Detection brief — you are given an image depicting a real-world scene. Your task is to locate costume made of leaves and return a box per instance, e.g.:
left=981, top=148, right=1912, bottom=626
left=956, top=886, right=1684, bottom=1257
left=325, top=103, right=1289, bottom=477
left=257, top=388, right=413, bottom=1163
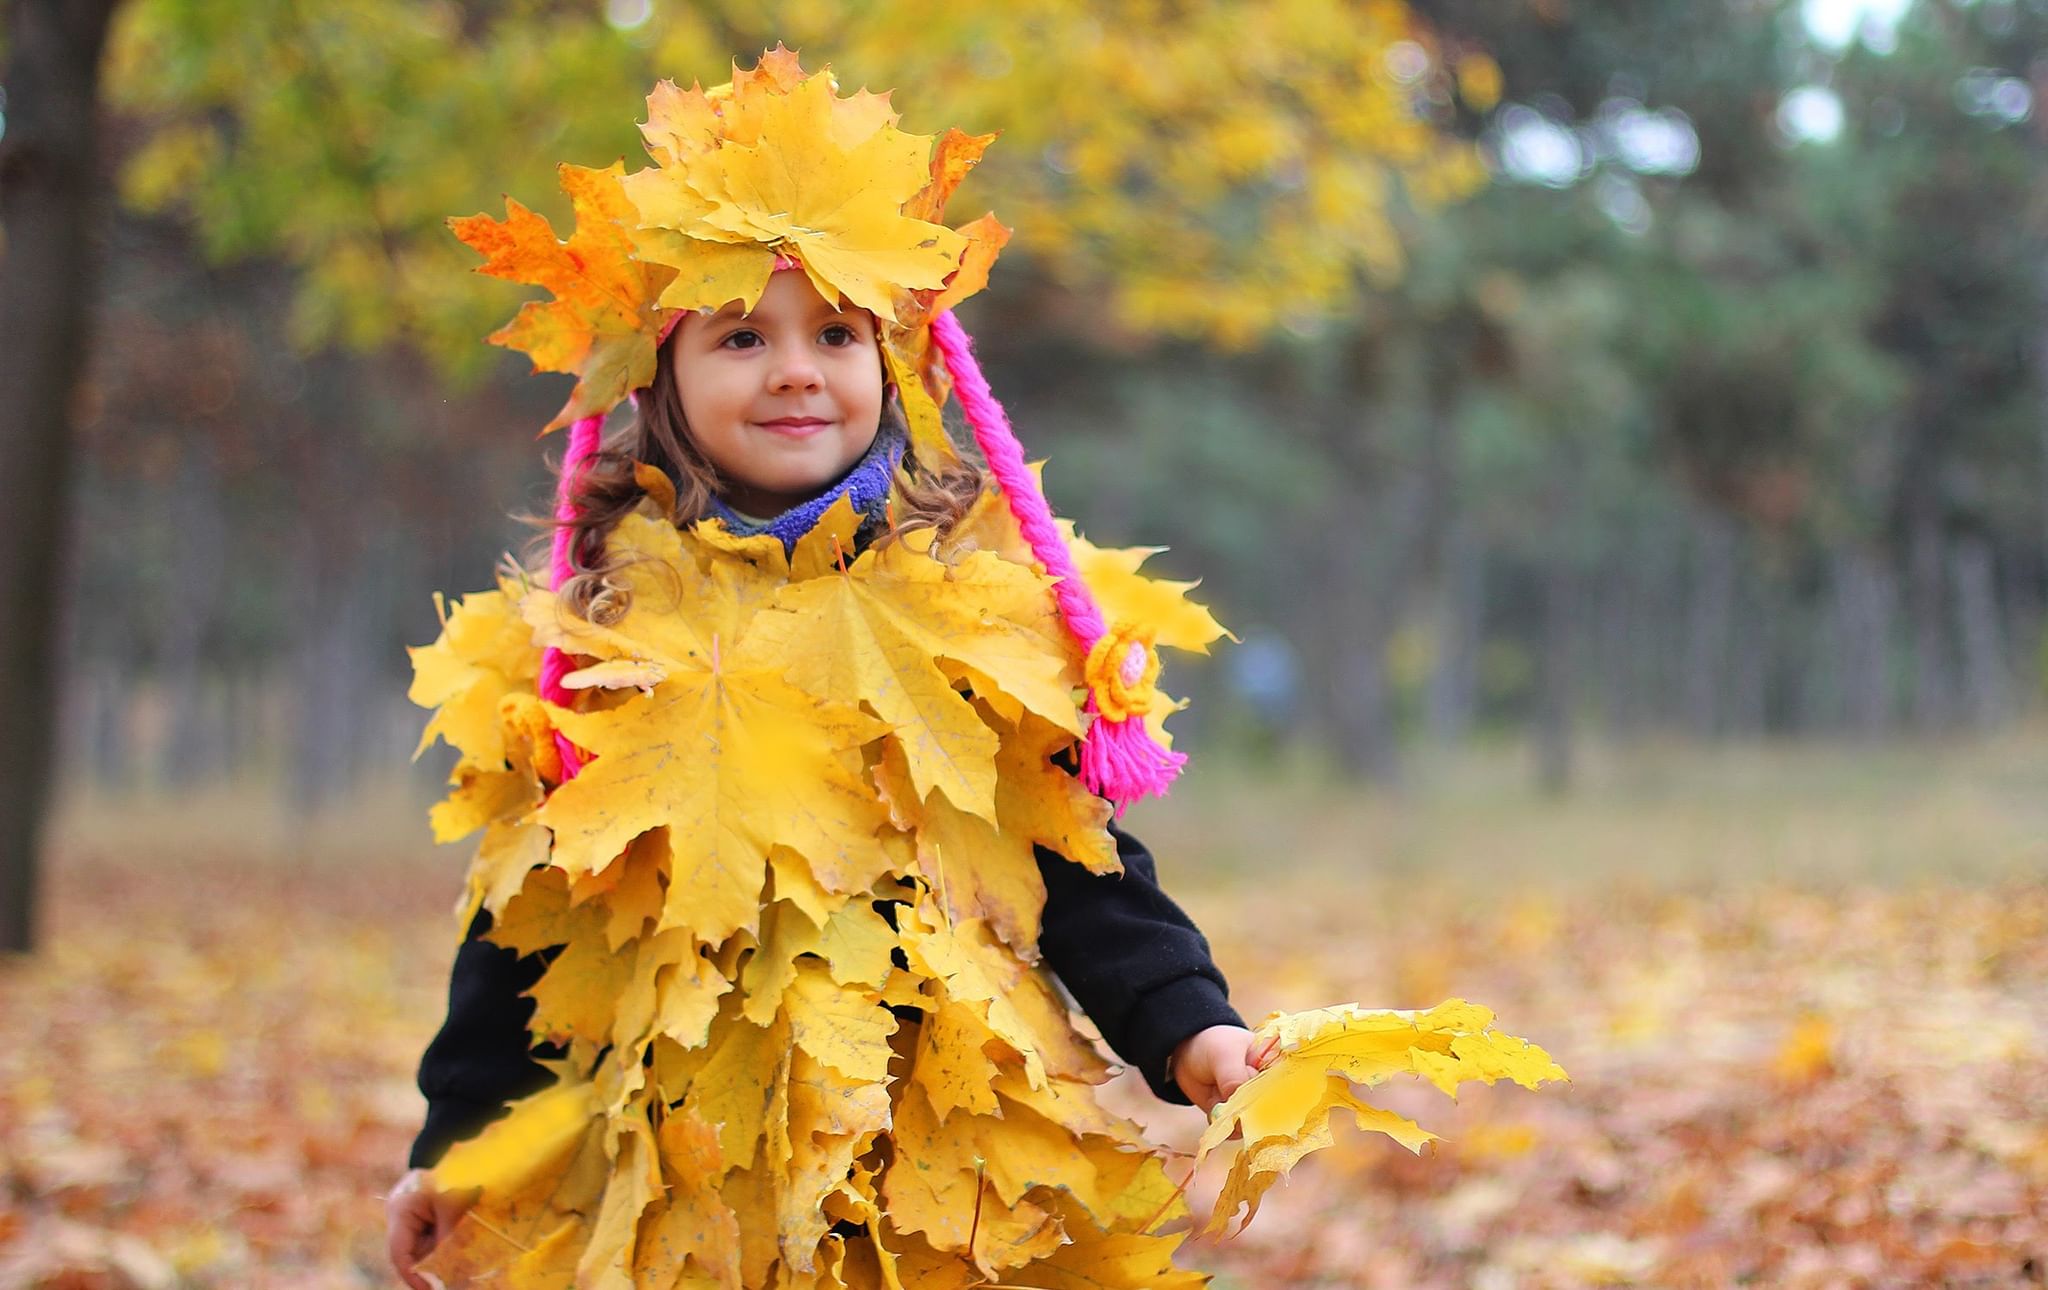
left=408, top=485, right=1229, bottom=1288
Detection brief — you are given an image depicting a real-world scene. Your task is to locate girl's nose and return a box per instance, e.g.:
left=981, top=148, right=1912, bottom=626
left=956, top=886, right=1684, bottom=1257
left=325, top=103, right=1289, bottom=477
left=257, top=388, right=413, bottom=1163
left=768, top=350, right=824, bottom=393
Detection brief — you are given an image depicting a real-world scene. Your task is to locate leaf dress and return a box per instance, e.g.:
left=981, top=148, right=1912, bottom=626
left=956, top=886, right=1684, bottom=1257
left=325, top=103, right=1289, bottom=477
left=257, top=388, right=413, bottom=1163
left=409, top=486, right=1232, bottom=1288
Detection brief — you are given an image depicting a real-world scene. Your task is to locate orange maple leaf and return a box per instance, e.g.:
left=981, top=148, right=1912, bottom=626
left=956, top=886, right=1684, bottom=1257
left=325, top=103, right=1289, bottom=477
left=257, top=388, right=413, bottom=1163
left=449, top=161, right=677, bottom=431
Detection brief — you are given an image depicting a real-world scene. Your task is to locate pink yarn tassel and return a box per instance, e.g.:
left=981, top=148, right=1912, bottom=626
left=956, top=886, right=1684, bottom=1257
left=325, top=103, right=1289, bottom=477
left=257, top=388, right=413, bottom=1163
left=539, top=411, right=606, bottom=781
left=927, top=311, right=1186, bottom=811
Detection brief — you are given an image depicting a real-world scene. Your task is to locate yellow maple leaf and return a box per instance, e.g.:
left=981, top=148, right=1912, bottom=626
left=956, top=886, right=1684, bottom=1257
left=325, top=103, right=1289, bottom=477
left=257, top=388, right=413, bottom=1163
left=611, top=926, right=733, bottom=1055
left=636, top=1108, right=743, bottom=1288
left=884, top=1078, right=1188, bottom=1280
left=687, top=1010, right=791, bottom=1172
left=1063, top=523, right=1234, bottom=657
left=625, top=47, right=984, bottom=326
left=526, top=913, right=636, bottom=1049
left=978, top=1092, right=1103, bottom=1213
left=737, top=540, right=1068, bottom=824
left=1082, top=1140, right=1190, bottom=1233
left=408, top=580, right=538, bottom=770
left=932, top=476, right=1043, bottom=570
left=578, top=1112, right=663, bottom=1284
left=994, top=712, right=1120, bottom=875
left=878, top=704, right=1116, bottom=959
left=878, top=1085, right=983, bottom=1254
left=638, top=77, right=724, bottom=169
left=634, top=228, right=781, bottom=317
left=421, top=1077, right=610, bottom=1284
left=908, top=996, right=1008, bottom=1122
left=432, top=1076, right=601, bottom=1199
left=449, top=161, right=677, bottom=431
left=536, top=663, right=888, bottom=945
left=1196, top=999, right=1567, bottom=1236
left=781, top=1045, right=893, bottom=1268
left=738, top=896, right=896, bottom=1027
left=427, top=758, right=537, bottom=845
left=930, top=211, right=1012, bottom=316
left=770, top=843, right=868, bottom=925
left=903, top=127, right=993, bottom=227
left=523, top=511, right=783, bottom=684
left=899, top=910, right=1050, bottom=1083
left=596, top=829, right=669, bottom=951
left=1003, top=1221, right=1208, bottom=1290
left=784, top=959, right=897, bottom=1084
left=722, top=1157, right=783, bottom=1286
left=685, top=73, right=965, bottom=320
left=906, top=789, right=1043, bottom=956
left=453, top=812, right=550, bottom=931
left=880, top=335, right=957, bottom=468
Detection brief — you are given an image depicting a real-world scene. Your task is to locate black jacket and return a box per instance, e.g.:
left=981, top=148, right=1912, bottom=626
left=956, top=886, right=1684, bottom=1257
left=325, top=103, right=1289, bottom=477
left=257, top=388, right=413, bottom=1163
left=410, top=821, right=1241, bottom=1167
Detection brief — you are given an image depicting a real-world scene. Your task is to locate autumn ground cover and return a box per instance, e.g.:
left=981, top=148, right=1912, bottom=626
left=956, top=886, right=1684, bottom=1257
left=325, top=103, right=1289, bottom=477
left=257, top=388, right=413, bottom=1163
left=4, top=732, right=2047, bottom=1288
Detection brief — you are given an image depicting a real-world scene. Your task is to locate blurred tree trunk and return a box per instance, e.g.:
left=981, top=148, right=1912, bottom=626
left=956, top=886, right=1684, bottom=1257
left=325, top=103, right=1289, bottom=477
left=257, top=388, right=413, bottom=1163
left=1904, top=501, right=1955, bottom=729
left=1425, top=519, right=1482, bottom=742
left=2037, top=260, right=2048, bottom=634
left=1612, top=520, right=1684, bottom=734
left=284, top=360, right=368, bottom=813
left=85, top=665, right=132, bottom=789
left=1832, top=548, right=1898, bottom=735
left=0, top=0, right=123, bottom=955
left=1727, top=571, right=1773, bottom=734
left=1317, top=339, right=1456, bottom=783
left=1319, top=479, right=1406, bottom=784
left=1950, top=534, right=2007, bottom=727
left=1591, top=552, right=1634, bottom=735
left=1532, top=559, right=1575, bottom=796
left=1681, top=510, right=1737, bottom=737
left=161, top=445, right=228, bottom=786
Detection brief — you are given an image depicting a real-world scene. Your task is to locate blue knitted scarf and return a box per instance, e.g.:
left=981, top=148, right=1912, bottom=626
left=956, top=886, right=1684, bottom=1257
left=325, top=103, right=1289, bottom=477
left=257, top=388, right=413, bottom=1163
left=705, top=422, right=905, bottom=554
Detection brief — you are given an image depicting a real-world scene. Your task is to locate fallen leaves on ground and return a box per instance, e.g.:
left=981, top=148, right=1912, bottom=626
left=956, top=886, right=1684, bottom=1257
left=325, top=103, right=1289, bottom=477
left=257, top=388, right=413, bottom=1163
left=5, top=810, right=2048, bottom=1286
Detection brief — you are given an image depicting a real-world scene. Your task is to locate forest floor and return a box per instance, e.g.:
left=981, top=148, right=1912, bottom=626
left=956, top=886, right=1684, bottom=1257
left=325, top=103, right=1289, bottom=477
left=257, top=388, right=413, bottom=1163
left=5, top=730, right=2048, bottom=1288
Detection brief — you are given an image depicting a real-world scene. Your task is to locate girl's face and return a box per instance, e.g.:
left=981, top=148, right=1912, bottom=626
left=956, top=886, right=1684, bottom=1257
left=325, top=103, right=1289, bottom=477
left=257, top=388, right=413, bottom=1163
left=670, top=270, right=885, bottom=517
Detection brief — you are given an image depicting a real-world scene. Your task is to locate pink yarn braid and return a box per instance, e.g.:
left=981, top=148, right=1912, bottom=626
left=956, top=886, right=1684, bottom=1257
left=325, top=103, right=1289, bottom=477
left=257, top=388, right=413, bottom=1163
left=927, top=310, right=1186, bottom=811
left=538, top=411, right=606, bottom=781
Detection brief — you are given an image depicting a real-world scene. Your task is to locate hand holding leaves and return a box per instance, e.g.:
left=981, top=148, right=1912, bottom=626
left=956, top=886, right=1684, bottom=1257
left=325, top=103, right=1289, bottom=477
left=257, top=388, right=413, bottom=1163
left=1196, top=1000, right=1566, bottom=1237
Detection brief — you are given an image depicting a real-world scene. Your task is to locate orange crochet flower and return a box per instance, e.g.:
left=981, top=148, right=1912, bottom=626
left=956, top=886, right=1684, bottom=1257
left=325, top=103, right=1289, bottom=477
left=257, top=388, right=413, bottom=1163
left=1084, top=622, right=1163, bottom=724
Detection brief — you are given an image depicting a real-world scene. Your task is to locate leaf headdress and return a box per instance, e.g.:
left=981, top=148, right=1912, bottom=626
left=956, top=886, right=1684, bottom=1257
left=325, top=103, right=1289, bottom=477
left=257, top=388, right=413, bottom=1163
left=451, top=46, right=1188, bottom=809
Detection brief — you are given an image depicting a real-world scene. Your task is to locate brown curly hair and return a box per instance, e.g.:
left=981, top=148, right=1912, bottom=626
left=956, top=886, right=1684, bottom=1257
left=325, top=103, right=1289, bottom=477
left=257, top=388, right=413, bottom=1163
left=542, top=332, right=986, bottom=624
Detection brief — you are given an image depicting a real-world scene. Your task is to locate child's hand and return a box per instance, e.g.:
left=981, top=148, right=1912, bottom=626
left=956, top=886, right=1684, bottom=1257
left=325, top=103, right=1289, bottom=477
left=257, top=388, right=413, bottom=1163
left=1170, top=1024, right=1278, bottom=1113
left=385, top=1167, right=473, bottom=1289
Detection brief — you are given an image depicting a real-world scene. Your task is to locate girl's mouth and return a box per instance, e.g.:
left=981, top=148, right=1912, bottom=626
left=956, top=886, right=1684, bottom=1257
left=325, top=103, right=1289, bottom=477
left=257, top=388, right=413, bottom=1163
left=756, top=416, right=832, bottom=438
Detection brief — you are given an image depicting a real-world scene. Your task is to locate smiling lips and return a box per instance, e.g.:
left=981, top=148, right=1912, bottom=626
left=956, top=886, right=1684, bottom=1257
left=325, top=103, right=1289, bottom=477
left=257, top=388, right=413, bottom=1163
left=756, top=416, right=832, bottom=438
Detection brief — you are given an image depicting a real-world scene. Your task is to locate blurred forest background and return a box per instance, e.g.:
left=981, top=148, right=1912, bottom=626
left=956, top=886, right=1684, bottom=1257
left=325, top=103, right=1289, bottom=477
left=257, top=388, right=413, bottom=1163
left=22, top=0, right=2048, bottom=814
left=9, top=0, right=2048, bottom=1285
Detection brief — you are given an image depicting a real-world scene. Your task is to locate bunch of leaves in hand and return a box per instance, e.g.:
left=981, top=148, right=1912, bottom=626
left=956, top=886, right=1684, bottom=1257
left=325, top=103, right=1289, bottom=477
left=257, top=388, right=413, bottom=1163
left=1196, top=999, right=1567, bottom=1237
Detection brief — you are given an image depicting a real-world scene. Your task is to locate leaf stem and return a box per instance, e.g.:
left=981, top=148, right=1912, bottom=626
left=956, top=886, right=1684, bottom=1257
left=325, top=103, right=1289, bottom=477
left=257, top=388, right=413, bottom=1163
left=1139, top=1162, right=1199, bottom=1237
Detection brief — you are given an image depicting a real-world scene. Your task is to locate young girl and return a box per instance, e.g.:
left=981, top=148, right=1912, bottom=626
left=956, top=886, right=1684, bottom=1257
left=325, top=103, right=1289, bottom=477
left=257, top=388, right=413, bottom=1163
left=387, top=49, right=1266, bottom=1288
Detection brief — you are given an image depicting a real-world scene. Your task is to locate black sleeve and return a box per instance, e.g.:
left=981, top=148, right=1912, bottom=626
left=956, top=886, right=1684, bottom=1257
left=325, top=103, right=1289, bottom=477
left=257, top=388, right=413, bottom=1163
left=408, top=906, right=560, bottom=1169
left=1034, top=821, right=1245, bottom=1105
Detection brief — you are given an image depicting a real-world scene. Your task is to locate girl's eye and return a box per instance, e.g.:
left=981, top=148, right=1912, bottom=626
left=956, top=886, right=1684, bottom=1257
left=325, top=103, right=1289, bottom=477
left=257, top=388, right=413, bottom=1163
left=820, top=323, right=860, bottom=347
left=719, top=329, right=763, bottom=350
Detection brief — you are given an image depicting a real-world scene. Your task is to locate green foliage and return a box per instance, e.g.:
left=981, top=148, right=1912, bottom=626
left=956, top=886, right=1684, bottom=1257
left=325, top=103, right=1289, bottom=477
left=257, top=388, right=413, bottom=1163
left=106, top=0, right=1485, bottom=367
